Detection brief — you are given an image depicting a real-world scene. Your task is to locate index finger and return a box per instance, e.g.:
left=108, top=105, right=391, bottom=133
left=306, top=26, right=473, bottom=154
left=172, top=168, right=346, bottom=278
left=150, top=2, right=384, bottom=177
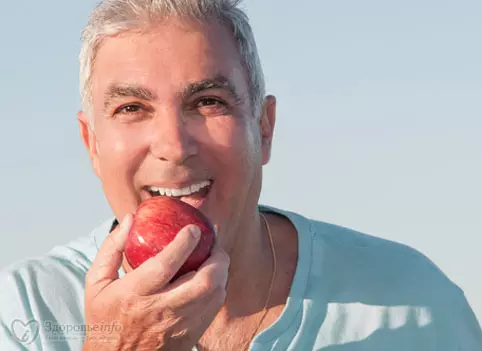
left=120, top=224, right=202, bottom=295
left=86, top=214, right=133, bottom=298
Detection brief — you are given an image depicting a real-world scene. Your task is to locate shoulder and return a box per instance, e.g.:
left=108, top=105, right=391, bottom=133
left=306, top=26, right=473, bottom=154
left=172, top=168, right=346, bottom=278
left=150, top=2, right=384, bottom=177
left=267, top=204, right=453, bottom=295
left=0, top=219, right=110, bottom=305
left=0, top=233, right=96, bottom=317
left=0, top=235, right=93, bottom=292
left=309, top=218, right=461, bottom=300
left=307, top=218, right=482, bottom=341
left=263, top=205, right=456, bottom=297
left=280, top=213, right=482, bottom=346
left=0, top=220, right=111, bottom=349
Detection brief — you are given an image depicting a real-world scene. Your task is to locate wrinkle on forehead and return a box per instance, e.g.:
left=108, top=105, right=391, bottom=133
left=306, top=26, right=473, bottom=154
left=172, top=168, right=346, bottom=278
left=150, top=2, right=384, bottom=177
left=91, top=19, right=252, bottom=117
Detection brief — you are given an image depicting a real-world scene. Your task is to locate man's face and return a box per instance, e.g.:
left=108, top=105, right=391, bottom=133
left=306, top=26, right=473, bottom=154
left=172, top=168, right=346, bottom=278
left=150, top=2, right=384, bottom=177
left=78, top=18, right=275, bottom=243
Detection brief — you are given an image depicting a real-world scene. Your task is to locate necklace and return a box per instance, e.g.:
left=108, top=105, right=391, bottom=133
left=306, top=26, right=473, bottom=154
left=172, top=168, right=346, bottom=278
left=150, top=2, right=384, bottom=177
left=194, top=212, right=277, bottom=351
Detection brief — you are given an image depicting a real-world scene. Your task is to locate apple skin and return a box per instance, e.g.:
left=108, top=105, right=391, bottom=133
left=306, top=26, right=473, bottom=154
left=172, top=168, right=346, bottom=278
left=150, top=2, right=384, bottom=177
left=124, top=196, right=216, bottom=280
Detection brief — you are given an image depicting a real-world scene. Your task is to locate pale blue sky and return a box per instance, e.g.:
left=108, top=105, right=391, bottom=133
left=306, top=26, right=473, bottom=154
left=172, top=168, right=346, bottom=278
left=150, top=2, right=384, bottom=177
left=1, top=0, right=481, bottom=323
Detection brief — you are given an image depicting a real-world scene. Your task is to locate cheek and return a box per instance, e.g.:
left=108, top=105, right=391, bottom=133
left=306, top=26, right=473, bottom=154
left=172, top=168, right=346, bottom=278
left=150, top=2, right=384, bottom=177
left=97, top=128, right=148, bottom=176
left=201, top=119, right=260, bottom=166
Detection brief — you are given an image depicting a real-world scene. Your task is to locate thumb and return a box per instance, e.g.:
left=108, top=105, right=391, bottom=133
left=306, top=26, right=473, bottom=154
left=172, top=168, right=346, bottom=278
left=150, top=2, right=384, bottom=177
left=85, top=213, right=133, bottom=298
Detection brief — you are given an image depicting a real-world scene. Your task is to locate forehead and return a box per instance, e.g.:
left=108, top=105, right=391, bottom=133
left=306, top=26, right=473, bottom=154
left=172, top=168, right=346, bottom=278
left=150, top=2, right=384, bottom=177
left=91, top=18, right=248, bottom=105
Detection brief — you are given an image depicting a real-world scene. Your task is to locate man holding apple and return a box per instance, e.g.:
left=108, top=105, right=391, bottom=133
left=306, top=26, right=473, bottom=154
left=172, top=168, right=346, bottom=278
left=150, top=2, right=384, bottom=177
left=1, top=0, right=481, bottom=350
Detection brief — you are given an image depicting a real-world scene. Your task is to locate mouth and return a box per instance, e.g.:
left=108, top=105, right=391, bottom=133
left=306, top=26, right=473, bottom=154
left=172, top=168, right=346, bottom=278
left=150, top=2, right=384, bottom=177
left=144, top=180, right=213, bottom=208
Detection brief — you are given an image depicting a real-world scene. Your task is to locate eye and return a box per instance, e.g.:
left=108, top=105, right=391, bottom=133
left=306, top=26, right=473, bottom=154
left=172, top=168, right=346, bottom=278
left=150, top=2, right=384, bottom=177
left=197, top=98, right=222, bottom=107
left=195, top=97, right=228, bottom=115
left=111, top=103, right=152, bottom=123
left=115, top=104, right=143, bottom=114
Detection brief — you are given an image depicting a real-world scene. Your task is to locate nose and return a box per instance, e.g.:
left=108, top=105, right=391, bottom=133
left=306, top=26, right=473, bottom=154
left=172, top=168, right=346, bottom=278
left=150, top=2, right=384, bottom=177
left=149, top=111, right=199, bottom=165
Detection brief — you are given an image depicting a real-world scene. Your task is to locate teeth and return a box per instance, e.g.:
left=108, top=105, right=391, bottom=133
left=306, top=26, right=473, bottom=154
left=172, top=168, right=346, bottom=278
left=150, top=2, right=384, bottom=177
left=148, top=180, right=211, bottom=198
left=171, top=188, right=183, bottom=197
left=181, top=187, right=192, bottom=195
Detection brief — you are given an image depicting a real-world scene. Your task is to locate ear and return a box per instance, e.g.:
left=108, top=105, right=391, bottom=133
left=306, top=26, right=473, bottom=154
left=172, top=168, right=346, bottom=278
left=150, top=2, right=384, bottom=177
left=260, top=95, right=276, bottom=165
left=78, top=111, right=102, bottom=178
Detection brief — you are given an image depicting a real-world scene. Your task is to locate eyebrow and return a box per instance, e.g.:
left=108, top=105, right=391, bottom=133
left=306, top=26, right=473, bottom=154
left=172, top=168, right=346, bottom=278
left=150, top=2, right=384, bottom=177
left=181, top=74, right=241, bottom=102
left=104, top=84, right=158, bottom=110
left=103, top=74, right=241, bottom=110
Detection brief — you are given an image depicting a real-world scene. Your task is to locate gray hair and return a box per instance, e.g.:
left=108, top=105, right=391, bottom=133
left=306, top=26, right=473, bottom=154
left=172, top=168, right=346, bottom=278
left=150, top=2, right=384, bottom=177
left=79, top=0, right=266, bottom=123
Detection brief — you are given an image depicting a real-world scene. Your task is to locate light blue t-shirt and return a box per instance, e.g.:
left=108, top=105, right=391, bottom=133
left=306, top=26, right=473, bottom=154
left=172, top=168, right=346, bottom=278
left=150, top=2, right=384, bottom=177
left=0, top=205, right=481, bottom=350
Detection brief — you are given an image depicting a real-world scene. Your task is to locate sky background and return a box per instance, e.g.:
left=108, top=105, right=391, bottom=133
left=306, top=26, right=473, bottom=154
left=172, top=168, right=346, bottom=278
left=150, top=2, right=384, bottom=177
left=1, top=0, right=481, bottom=323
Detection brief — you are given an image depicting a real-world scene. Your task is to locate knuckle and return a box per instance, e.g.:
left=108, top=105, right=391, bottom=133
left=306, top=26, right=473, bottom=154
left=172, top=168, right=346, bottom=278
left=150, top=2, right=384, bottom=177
left=196, top=276, right=216, bottom=296
left=145, top=257, right=176, bottom=282
left=120, top=294, right=155, bottom=315
left=119, top=294, right=136, bottom=315
left=157, top=261, right=178, bottom=281
left=196, top=263, right=226, bottom=295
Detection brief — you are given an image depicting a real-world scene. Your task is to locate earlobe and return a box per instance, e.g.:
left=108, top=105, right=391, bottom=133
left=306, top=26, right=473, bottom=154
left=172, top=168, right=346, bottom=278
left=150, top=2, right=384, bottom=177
left=78, top=112, right=91, bottom=150
left=260, top=95, right=276, bottom=165
left=77, top=111, right=102, bottom=178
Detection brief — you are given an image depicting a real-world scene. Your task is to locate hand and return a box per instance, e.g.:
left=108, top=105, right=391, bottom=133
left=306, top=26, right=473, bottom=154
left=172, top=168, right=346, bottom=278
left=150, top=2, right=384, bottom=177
left=82, top=214, right=229, bottom=351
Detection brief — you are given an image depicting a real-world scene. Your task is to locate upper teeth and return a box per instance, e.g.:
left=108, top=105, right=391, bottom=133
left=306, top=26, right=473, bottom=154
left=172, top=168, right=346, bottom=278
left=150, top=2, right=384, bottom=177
left=148, top=180, right=211, bottom=197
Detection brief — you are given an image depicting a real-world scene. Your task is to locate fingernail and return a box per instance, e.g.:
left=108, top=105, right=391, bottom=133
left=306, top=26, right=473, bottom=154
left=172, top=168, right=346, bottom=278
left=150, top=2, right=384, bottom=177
left=190, top=226, right=201, bottom=239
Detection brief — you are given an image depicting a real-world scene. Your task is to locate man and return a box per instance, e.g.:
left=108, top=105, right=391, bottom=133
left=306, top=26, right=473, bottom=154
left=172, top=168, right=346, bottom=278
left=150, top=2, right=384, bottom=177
left=1, top=0, right=481, bottom=350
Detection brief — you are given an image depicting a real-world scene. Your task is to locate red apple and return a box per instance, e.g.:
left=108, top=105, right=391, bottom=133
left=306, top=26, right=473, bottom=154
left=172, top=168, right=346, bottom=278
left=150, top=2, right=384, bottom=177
left=124, top=196, right=215, bottom=280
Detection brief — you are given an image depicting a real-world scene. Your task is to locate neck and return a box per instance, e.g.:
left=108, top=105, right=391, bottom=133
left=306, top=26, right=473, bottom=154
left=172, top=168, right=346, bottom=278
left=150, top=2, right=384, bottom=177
left=227, top=209, right=266, bottom=276
left=217, top=208, right=275, bottom=321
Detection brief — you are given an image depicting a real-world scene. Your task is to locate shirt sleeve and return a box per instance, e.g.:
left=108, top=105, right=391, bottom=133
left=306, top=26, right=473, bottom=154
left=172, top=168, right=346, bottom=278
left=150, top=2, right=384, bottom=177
left=454, top=293, right=482, bottom=350
left=0, top=256, right=88, bottom=351
left=0, top=265, right=43, bottom=350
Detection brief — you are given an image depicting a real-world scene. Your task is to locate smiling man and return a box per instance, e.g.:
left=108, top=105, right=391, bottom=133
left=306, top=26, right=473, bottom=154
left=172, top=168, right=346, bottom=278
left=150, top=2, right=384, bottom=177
left=1, top=0, right=481, bottom=350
